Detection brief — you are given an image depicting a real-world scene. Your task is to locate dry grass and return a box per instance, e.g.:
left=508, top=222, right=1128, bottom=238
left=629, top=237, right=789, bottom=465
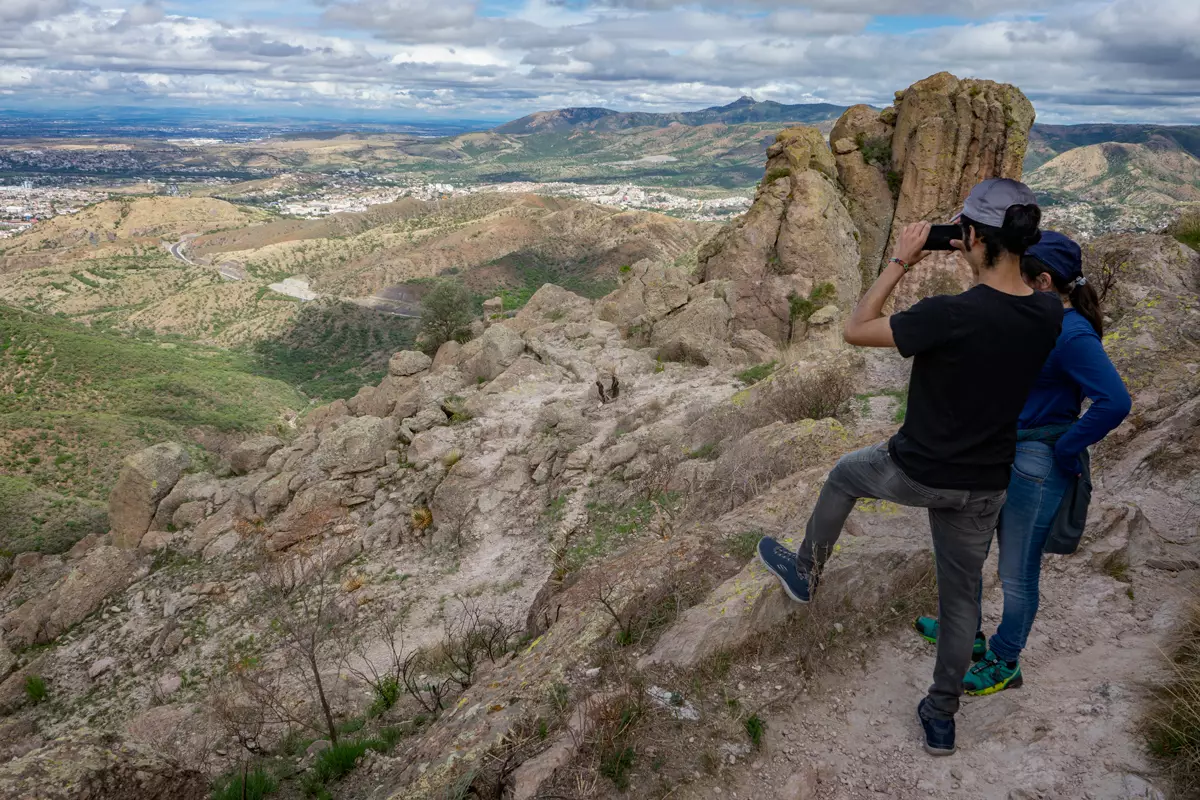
left=539, top=557, right=938, bottom=798
left=1144, top=602, right=1200, bottom=797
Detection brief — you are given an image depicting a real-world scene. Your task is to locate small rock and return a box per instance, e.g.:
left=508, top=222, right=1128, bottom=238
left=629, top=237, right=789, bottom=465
left=584, top=667, right=601, bottom=678
left=88, top=657, right=115, bottom=679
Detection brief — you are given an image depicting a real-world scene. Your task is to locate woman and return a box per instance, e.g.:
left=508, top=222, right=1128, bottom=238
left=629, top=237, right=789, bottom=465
left=914, top=230, right=1132, bottom=695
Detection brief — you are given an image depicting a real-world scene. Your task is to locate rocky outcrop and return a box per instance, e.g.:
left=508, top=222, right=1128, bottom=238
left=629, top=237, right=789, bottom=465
left=693, top=71, right=1037, bottom=341
left=1, top=546, right=140, bottom=647
left=109, top=443, right=190, bottom=548
left=596, top=258, right=691, bottom=334
left=0, top=737, right=206, bottom=800
left=886, top=72, right=1037, bottom=309
left=698, top=126, right=861, bottom=344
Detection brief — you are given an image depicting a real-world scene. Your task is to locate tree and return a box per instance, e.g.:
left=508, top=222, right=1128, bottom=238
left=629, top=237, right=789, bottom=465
left=420, top=279, right=474, bottom=353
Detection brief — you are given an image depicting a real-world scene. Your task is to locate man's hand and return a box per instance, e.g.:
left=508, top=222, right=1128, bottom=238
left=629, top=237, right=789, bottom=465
left=893, top=221, right=932, bottom=267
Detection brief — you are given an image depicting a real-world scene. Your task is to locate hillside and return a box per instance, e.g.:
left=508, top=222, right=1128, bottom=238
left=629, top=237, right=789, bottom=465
left=1026, top=122, right=1200, bottom=171
left=0, top=306, right=305, bottom=554
left=1029, top=139, right=1200, bottom=236
left=494, top=96, right=849, bottom=134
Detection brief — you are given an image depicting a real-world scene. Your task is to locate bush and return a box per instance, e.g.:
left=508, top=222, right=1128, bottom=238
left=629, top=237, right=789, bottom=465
left=745, top=714, right=767, bottom=748
left=211, top=767, right=278, bottom=800
left=307, top=738, right=390, bottom=790
left=735, top=361, right=777, bottom=386
left=420, top=280, right=474, bottom=353
left=1169, top=211, right=1200, bottom=252
left=856, top=133, right=892, bottom=168
left=763, top=166, right=791, bottom=185
left=24, top=675, right=47, bottom=705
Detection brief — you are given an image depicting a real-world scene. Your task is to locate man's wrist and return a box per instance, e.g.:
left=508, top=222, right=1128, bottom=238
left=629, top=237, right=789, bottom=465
left=887, top=256, right=910, bottom=273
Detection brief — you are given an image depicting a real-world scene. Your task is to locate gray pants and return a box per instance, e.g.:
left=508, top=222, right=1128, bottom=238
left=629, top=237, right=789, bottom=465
left=797, top=442, right=1005, bottom=719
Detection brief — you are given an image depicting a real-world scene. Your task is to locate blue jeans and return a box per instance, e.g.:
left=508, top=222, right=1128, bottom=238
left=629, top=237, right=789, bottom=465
left=983, top=441, right=1074, bottom=663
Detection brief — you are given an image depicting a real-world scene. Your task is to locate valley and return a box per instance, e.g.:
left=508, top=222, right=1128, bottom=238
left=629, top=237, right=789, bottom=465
left=0, top=73, right=1199, bottom=800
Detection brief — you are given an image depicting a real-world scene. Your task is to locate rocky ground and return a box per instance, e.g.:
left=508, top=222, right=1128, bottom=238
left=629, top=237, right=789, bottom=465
left=0, top=71, right=1198, bottom=800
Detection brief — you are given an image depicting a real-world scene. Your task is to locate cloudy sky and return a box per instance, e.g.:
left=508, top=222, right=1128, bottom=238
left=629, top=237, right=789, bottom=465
left=1, top=0, right=1197, bottom=124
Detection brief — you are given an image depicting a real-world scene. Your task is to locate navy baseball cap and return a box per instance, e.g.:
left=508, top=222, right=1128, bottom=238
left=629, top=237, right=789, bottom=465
left=955, top=178, right=1038, bottom=227
left=1026, top=230, right=1083, bottom=282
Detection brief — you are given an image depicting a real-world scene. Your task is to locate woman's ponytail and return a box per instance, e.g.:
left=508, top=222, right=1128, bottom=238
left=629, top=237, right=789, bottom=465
left=1070, top=281, right=1104, bottom=337
left=1022, top=254, right=1105, bottom=337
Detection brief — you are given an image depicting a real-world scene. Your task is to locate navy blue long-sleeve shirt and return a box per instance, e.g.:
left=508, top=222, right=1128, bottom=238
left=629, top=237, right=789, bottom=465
left=1018, top=308, right=1132, bottom=473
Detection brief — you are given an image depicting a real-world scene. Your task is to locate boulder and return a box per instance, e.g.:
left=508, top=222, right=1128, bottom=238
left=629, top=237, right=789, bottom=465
left=389, top=350, right=433, bottom=377
left=431, top=340, right=462, bottom=371
left=229, top=436, right=283, bottom=475
left=651, top=285, right=746, bottom=367
left=266, top=481, right=350, bottom=551
left=641, top=503, right=934, bottom=670
left=596, top=259, right=691, bottom=333
left=150, top=473, right=218, bottom=530
left=312, top=416, right=396, bottom=475
left=509, top=284, right=593, bottom=332
left=108, top=443, right=191, bottom=549
left=0, top=736, right=207, bottom=800
left=1, top=546, right=139, bottom=647
left=457, top=324, right=526, bottom=382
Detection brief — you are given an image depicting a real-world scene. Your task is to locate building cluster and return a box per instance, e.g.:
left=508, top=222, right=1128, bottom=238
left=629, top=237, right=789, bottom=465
left=268, top=177, right=751, bottom=222
left=0, top=183, right=104, bottom=237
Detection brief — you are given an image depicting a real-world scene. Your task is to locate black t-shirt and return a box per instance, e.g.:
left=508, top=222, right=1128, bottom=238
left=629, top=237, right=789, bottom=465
left=888, top=284, right=1063, bottom=490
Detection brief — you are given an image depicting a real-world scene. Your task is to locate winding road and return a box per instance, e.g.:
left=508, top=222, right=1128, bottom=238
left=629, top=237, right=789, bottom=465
left=168, top=235, right=243, bottom=281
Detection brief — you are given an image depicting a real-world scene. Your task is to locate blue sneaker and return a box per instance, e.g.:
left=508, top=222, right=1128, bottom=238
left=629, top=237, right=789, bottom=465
left=756, top=536, right=813, bottom=604
left=917, top=698, right=956, bottom=757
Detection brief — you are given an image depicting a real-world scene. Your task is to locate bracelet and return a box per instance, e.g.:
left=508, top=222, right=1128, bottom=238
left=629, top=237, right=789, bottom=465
left=888, top=257, right=910, bottom=272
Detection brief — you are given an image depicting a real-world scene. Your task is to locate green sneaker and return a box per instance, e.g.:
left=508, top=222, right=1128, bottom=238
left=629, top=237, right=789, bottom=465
left=964, top=651, right=1023, bottom=696
left=913, top=616, right=988, bottom=662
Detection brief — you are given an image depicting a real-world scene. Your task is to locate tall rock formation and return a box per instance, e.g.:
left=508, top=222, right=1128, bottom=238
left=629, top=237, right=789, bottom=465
left=698, top=71, right=1037, bottom=344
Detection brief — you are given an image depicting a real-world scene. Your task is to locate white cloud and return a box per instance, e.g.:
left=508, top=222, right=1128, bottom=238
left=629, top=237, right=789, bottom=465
left=0, top=1, right=1195, bottom=123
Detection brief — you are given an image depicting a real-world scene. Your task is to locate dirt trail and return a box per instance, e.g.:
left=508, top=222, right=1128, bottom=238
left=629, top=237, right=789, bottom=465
left=675, top=546, right=1176, bottom=800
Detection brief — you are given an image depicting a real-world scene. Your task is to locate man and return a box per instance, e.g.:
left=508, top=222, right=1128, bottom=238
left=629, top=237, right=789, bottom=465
left=758, top=178, right=1063, bottom=756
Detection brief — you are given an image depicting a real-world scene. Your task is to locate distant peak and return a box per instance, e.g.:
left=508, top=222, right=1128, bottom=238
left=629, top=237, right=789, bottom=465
left=732, top=95, right=757, bottom=105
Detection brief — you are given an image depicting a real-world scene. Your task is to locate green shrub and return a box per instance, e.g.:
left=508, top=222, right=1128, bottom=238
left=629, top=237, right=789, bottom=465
left=763, top=167, right=792, bottom=185
left=788, top=283, right=838, bottom=327
left=367, top=676, right=401, bottom=717
left=420, top=279, right=475, bottom=354
left=211, top=767, right=278, bottom=800
left=24, top=675, right=47, bottom=705
left=307, top=738, right=390, bottom=790
left=745, top=714, right=767, bottom=748
left=855, top=133, right=892, bottom=168
left=735, top=361, right=777, bottom=386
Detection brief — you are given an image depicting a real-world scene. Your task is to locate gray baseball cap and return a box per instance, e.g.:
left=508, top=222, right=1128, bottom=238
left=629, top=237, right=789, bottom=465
left=955, top=178, right=1038, bottom=227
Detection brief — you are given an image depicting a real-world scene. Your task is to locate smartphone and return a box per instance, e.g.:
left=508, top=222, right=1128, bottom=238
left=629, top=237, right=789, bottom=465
left=924, top=224, right=962, bottom=251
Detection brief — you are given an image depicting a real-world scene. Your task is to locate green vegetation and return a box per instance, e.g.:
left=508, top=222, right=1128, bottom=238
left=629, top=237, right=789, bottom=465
left=735, top=360, right=777, bottom=386
left=686, top=442, right=719, bottom=461
left=304, top=737, right=393, bottom=794
left=0, top=305, right=306, bottom=553
left=211, top=767, right=278, bottom=800
left=564, top=491, right=678, bottom=575
left=1169, top=211, right=1200, bottom=252
left=727, top=530, right=763, bottom=561
left=24, top=675, right=47, bottom=705
left=763, top=166, right=792, bottom=185
left=745, top=714, right=767, bottom=748
left=249, top=299, right=417, bottom=401
left=420, top=279, right=474, bottom=353
left=788, top=283, right=838, bottom=331
left=856, top=133, right=892, bottom=168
